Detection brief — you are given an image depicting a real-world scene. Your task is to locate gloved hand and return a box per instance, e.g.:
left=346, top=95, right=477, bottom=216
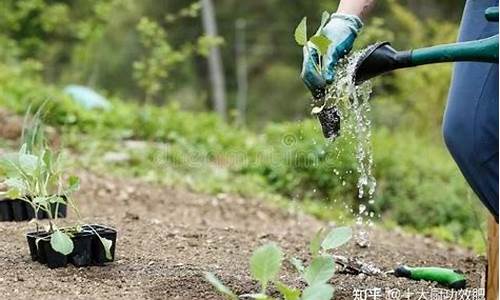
left=301, top=13, right=363, bottom=98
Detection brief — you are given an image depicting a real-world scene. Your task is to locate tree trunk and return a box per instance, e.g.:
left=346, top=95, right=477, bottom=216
left=201, top=0, right=227, bottom=121
left=235, top=18, right=248, bottom=125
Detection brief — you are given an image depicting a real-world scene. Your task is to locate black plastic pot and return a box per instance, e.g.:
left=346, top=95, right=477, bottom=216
left=50, top=203, right=67, bottom=219
left=69, top=231, right=93, bottom=267
left=83, top=224, right=117, bottom=265
left=26, top=231, right=50, bottom=262
left=25, top=224, right=117, bottom=268
left=40, top=239, right=68, bottom=269
left=25, top=205, right=45, bottom=220
left=11, top=199, right=27, bottom=221
left=0, top=197, right=67, bottom=221
left=0, top=200, right=12, bottom=221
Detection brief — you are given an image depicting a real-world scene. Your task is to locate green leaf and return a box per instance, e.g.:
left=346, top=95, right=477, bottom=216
left=276, top=282, right=301, bottom=300
left=309, top=35, right=332, bottom=56
left=48, top=195, right=66, bottom=204
left=99, top=237, right=113, bottom=260
left=4, top=178, right=26, bottom=194
left=303, top=256, right=335, bottom=286
left=309, top=228, right=324, bottom=257
left=301, top=283, right=334, bottom=300
left=67, top=175, right=80, bottom=193
left=290, top=257, right=305, bottom=274
left=315, top=11, right=330, bottom=35
left=250, top=243, right=284, bottom=291
left=42, top=150, right=53, bottom=170
left=203, top=272, right=237, bottom=300
left=0, top=154, right=22, bottom=177
left=6, top=188, right=22, bottom=199
left=321, top=226, right=352, bottom=250
left=50, top=230, right=74, bottom=255
left=33, top=196, right=49, bottom=205
left=294, top=17, right=307, bottom=46
left=18, top=153, right=40, bottom=175
left=19, top=143, right=28, bottom=155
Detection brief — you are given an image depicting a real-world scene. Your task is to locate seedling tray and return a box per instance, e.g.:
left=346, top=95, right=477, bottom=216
left=0, top=198, right=66, bottom=222
left=26, top=224, right=117, bottom=269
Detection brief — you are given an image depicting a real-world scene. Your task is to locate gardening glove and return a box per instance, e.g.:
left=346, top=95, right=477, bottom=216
left=301, top=13, right=363, bottom=98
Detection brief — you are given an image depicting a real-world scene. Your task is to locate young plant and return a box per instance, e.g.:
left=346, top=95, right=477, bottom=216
left=0, top=142, right=85, bottom=255
left=0, top=110, right=112, bottom=259
left=205, top=226, right=352, bottom=300
left=288, top=226, right=352, bottom=300
left=294, top=12, right=333, bottom=75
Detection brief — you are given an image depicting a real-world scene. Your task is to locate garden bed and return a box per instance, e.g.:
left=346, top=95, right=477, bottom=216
left=0, top=172, right=486, bottom=299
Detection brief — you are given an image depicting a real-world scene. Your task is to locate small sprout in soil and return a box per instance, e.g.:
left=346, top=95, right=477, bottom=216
left=203, top=272, right=238, bottom=300
left=250, top=243, right=284, bottom=293
left=205, top=226, right=352, bottom=300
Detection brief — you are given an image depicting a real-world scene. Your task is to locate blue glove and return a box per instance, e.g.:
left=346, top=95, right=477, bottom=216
left=301, top=13, right=363, bottom=98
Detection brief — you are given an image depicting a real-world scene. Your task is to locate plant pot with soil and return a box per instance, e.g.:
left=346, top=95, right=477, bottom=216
left=82, top=224, right=118, bottom=265
left=6, top=156, right=117, bottom=268
left=0, top=110, right=116, bottom=268
left=0, top=196, right=67, bottom=222
left=16, top=174, right=116, bottom=268
left=0, top=108, right=69, bottom=222
left=0, top=198, right=13, bottom=221
left=26, top=223, right=116, bottom=268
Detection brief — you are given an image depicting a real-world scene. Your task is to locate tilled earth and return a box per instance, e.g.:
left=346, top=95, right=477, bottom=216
left=0, top=172, right=486, bottom=300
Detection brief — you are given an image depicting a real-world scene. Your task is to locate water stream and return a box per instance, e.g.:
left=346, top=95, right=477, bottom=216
left=312, top=49, right=377, bottom=231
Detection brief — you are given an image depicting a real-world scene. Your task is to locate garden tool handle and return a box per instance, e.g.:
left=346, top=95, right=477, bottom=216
left=394, top=266, right=466, bottom=289
left=410, top=6, right=499, bottom=65
left=410, top=35, right=499, bottom=65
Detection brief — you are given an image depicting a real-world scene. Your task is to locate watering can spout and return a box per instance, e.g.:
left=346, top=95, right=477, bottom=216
left=354, top=6, right=499, bottom=85
left=354, top=35, right=499, bottom=85
left=354, top=42, right=412, bottom=84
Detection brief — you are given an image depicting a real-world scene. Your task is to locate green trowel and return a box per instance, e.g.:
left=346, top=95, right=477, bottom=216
left=353, top=7, right=499, bottom=85
left=390, top=266, right=466, bottom=290
left=333, top=255, right=467, bottom=290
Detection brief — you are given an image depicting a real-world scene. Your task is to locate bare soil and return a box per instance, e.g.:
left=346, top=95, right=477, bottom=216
left=0, top=172, right=486, bottom=300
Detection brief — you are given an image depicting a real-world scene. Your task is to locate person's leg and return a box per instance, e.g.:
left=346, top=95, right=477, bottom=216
left=443, top=0, right=499, bottom=220
left=444, top=2, right=499, bottom=297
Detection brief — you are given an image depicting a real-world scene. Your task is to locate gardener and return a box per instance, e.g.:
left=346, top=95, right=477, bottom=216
left=301, top=0, right=499, bottom=221
left=301, top=0, right=499, bottom=296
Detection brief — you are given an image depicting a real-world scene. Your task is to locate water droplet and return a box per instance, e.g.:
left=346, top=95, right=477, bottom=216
left=359, top=204, right=366, bottom=214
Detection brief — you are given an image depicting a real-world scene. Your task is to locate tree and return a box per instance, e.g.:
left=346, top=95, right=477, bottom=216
left=201, top=0, right=227, bottom=120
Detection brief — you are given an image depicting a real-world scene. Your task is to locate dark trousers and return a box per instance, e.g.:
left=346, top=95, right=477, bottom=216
left=443, top=0, right=499, bottom=220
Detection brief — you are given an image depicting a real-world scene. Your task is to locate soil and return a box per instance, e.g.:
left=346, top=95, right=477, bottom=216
left=0, top=108, right=23, bottom=140
left=0, top=171, right=486, bottom=300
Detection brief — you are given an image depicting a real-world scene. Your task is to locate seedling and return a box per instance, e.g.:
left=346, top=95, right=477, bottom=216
left=294, top=12, right=333, bottom=75
left=0, top=108, right=113, bottom=262
left=205, top=226, right=352, bottom=300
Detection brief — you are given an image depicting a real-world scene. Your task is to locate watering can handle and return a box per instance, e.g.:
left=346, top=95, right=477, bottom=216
left=485, top=7, right=498, bottom=22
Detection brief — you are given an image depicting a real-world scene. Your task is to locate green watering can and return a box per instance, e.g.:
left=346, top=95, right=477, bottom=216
left=354, top=7, right=499, bottom=84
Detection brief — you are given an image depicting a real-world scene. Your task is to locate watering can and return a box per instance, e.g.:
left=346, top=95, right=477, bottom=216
left=353, top=7, right=499, bottom=84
